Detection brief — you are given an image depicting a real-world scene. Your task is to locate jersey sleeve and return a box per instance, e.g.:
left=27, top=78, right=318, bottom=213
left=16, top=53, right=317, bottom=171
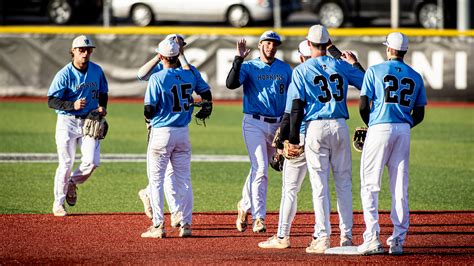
left=239, top=62, right=249, bottom=84
left=360, top=67, right=375, bottom=99
left=287, top=66, right=305, bottom=103
left=47, top=70, right=68, bottom=98
left=344, top=62, right=365, bottom=90
left=144, top=74, right=160, bottom=106
left=414, top=76, right=428, bottom=107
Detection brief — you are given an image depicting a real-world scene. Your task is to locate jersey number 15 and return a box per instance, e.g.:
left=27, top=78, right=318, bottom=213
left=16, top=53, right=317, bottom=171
left=171, top=83, right=193, bottom=112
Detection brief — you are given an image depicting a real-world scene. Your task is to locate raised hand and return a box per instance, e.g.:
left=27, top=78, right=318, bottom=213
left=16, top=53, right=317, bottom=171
left=236, top=38, right=251, bottom=59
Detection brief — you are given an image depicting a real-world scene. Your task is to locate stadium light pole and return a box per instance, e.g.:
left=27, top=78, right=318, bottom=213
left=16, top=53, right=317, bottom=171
left=457, top=0, right=470, bottom=31
left=437, top=0, right=444, bottom=29
left=390, top=0, right=400, bottom=29
left=273, top=0, right=282, bottom=29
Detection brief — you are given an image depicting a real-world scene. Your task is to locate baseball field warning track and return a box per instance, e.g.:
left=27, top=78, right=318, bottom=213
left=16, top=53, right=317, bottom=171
left=1, top=211, right=473, bottom=264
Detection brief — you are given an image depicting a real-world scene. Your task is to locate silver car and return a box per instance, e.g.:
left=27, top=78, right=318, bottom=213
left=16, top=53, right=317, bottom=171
left=111, top=0, right=299, bottom=27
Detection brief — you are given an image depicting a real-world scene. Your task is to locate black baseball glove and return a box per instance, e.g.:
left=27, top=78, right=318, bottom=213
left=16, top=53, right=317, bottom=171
left=353, top=127, right=368, bottom=152
left=269, top=152, right=285, bottom=172
left=193, top=100, right=213, bottom=126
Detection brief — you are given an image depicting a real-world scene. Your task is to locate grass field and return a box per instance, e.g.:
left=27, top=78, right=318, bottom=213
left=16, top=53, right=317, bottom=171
left=0, top=101, right=473, bottom=214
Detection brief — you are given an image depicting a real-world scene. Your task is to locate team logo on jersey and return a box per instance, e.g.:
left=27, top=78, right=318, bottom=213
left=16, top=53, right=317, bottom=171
left=395, top=67, right=402, bottom=72
left=321, top=64, right=327, bottom=70
left=175, top=75, right=182, bottom=81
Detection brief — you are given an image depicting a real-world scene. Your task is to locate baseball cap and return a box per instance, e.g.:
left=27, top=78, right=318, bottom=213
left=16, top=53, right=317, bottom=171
left=306, top=24, right=329, bottom=44
left=298, top=40, right=311, bottom=57
left=166, top=33, right=187, bottom=46
left=259, top=31, right=282, bottom=45
left=156, top=39, right=180, bottom=57
left=72, top=35, right=95, bottom=49
left=383, top=32, right=409, bottom=51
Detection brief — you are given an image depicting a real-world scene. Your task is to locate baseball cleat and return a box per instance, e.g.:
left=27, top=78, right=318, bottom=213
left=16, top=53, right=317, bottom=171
left=52, top=205, right=67, bottom=217
left=141, top=224, right=166, bottom=238
left=306, top=236, right=330, bottom=254
left=66, top=182, right=77, bottom=206
left=170, top=212, right=183, bottom=228
left=388, top=237, right=403, bottom=255
left=138, top=189, right=153, bottom=219
left=236, top=200, right=248, bottom=232
left=357, top=233, right=385, bottom=255
left=179, top=223, right=192, bottom=237
left=252, top=218, right=266, bottom=233
left=258, top=235, right=290, bottom=249
left=340, top=236, right=353, bottom=247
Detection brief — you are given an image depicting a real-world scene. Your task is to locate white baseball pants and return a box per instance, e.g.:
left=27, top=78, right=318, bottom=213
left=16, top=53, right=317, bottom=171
left=277, top=135, right=307, bottom=238
left=305, top=119, right=353, bottom=239
left=147, top=126, right=192, bottom=227
left=240, top=114, right=280, bottom=220
left=53, top=114, right=100, bottom=208
left=360, top=123, right=411, bottom=245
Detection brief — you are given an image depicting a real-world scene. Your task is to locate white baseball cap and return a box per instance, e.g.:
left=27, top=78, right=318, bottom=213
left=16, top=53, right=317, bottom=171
left=383, top=32, right=409, bottom=51
left=166, top=33, right=187, bottom=46
left=306, top=24, right=329, bottom=44
left=259, top=30, right=282, bottom=45
left=156, top=39, right=180, bottom=57
left=298, top=40, right=311, bottom=57
left=72, top=35, right=95, bottom=49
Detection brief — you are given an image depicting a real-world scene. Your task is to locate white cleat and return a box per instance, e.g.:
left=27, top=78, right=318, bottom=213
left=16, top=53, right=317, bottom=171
left=306, top=236, right=330, bottom=254
left=179, top=223, right=192, bottom=237
left=138, top=189, right=153, bottom=219
left=170, top=212, right=183, bottom=228
left=141, top=224, right=166, bottom=238
left=252, top=218, right=266, bottom=233
left=340, top=236, right=353, bottom=247
left=258, top=235, right=290, bottom=249
left=388, top=237, right=403, bottom=255
left=357, top=233, right=385, bottom=255
left=52, top=205, right=67, bottom=217
left=236, top=200, right=248, bottom=232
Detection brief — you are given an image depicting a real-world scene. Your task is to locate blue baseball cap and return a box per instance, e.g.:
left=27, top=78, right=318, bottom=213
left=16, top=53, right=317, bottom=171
left=259, top=31, right=282, bottom=46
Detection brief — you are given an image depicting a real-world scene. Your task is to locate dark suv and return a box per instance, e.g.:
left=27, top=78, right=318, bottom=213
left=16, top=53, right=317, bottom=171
left=301, top=0, right=456, bottom=28
left=0, top=0, right=103, bottom=25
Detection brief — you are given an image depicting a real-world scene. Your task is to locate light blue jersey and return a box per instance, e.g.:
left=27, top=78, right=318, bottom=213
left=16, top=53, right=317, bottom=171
left=145, top=67, right=209, bottom=128
left=139, top=63, right=210, bottom=92
left=240, top=58, right=292, bottom=117
left=47, top=62, right=108, bottom=116
left=287, top=56, right=364, bottom=121
left=361, top=60, right=427, bottom=127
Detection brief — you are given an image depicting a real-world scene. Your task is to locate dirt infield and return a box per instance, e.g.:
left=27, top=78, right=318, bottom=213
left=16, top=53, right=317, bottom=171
left=1, top=211, right=473, bottom=264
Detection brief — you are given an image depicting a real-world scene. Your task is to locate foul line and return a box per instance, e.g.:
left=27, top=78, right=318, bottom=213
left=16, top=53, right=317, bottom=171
left=0, top=153, right=249, bottom=163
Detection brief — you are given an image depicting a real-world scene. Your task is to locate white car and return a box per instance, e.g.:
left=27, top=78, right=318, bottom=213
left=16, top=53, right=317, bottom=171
left=111, top=0, right=300, bottom=27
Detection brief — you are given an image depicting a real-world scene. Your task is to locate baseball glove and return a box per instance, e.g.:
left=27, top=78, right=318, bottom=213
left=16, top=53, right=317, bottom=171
left=83, top=111, right=108, bottom=140
left=269, top=152, right=285, bottom=172
left=193, top=100, right=213, bottom=126
left=283, top=140, right=304, bottom=159
left=353, top=127, right=368, bottom=152
left=271, top=128, right=284, bottom=149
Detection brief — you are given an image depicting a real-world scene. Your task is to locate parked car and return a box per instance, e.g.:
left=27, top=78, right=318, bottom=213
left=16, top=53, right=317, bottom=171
left=300, top=0, right=454, bottom=29
left=111, top=0, right=300, bottom=27
left=0, top=0, right=103, bottom=25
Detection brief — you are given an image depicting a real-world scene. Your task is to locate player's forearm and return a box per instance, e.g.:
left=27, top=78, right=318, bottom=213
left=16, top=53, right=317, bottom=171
left=144, top=105, right=156, bottom=120
left=289, top=99, right=305, bottom=145
left=225, top=56, right=243, bottom=89
left=359, top=96, right=370, bottom=126
left=277, top=113, right=290, bottom=149
left=48, top=96, right=75, bottom=111
left=99, top=93, right=108, bottom=109
left=137, top=56, right=160, bottom=81
left=411, top=106, right=425, bottom=128
left=198, top=90, right=212, bottom=101
left=328, top=44, right=343, bottom=59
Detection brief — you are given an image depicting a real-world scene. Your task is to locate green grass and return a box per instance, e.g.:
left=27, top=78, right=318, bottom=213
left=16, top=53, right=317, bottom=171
left=0, top=102, right=473, bottom=214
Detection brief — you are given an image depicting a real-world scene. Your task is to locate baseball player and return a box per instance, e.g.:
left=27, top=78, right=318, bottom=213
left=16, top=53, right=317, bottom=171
left=47, top=35, right=108, bottom=216
left=286, top=25, right=365, bottom=253
left=226, top=31, right=293, bottom=233
left=141, top=39, right=212, bottom=238
left=259, top=39, right=364, bottom=249
left=356, top=32, right=426, bottom=255
left=137, top=34, right=209, bottom=229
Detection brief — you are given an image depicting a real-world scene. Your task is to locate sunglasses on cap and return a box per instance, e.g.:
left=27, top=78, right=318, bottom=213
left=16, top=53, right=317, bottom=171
left=77, top=47, right=93, bottom=53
